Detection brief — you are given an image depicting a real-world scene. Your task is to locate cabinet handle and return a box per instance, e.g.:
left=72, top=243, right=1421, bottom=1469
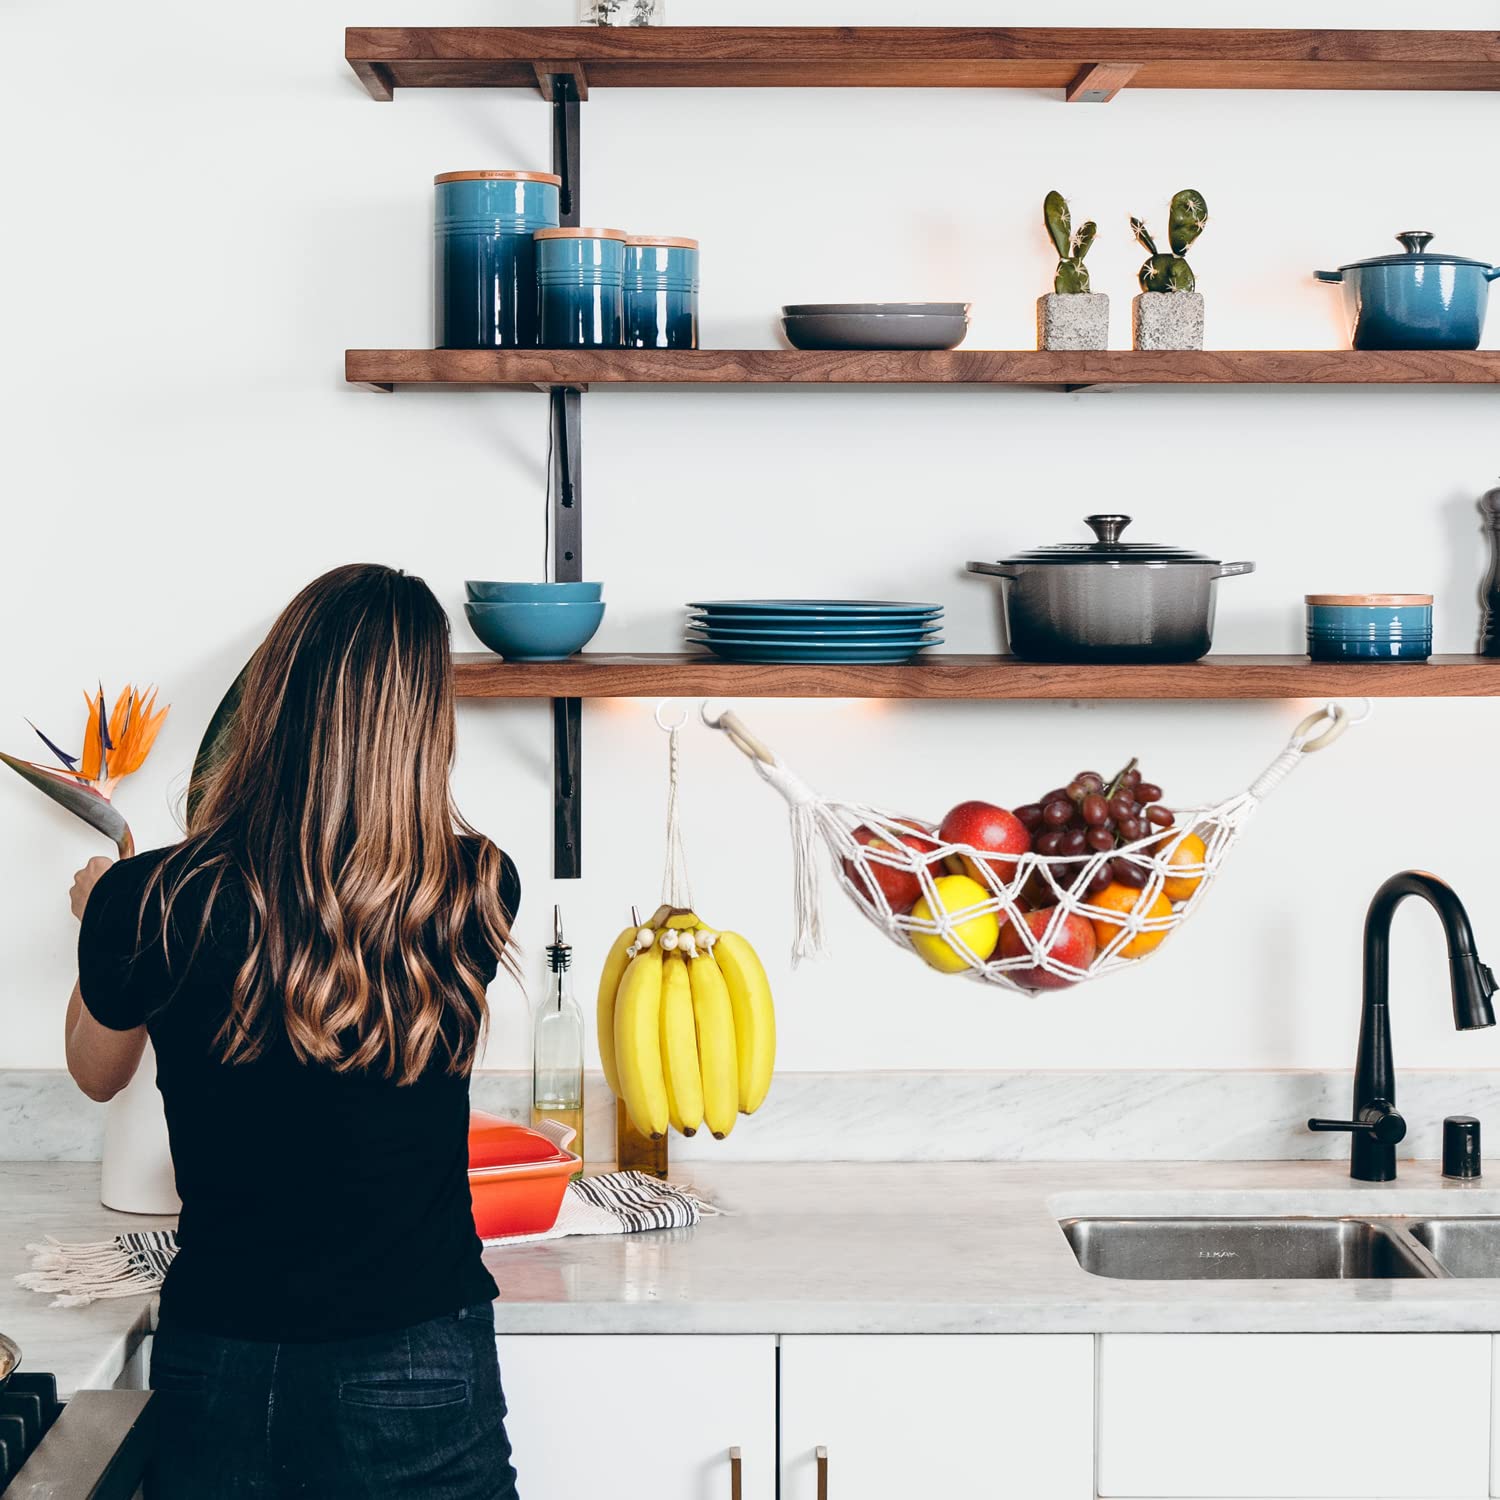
left=816, top=1445, right=828, bottom=1500
left=728, top=1446, right=742, bottom=1500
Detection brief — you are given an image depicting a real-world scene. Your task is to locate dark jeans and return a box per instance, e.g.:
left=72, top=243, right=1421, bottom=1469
left=147, top=1301, right=519, bottom=1499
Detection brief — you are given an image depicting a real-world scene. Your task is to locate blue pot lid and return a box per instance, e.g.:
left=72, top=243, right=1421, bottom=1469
left=1002, top=514, right=1217, bottom=566
left=1335, top=231, right=1493, bottom=272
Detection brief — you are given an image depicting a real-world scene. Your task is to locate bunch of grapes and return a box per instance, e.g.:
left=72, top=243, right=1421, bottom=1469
left=1014, top=759, right=1175, bottom=896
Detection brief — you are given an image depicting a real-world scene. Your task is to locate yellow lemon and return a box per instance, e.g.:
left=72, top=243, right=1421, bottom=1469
left=909, top=874, right=999, bottom=973
left=1161, top=831, right=1208, bottom=903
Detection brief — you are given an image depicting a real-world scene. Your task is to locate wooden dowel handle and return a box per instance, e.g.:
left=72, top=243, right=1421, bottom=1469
left=729, top=1446, right=742, bottom=1500
left=816, top=1445, right=829, bottom=1500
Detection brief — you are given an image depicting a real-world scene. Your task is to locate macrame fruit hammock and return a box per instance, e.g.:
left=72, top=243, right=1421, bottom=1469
left=597, top=705, right=778, bottom=1142
left=703, top=702, right=1359, bottom=992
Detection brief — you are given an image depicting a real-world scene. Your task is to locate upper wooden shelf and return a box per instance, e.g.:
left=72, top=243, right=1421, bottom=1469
left=348, top=348, right=1500, bottom=392
left=452, top=653, right=1500, bottom=701
left=345, top=27, right=1500, bottom=101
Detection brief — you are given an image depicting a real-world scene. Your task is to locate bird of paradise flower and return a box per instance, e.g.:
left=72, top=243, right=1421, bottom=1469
left=1, top=685, right=169, bottom=858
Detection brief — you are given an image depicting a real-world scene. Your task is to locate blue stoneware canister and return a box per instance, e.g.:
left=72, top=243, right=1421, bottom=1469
left=623, top=235, right=700, bottom=349
left=1305, top=593, right=1433, bottom=662
left=1314, top=232, right=1499, bottom=351
left=434, top=170, right=561, bottom=349
left=536, top=228, right=628, bottom=348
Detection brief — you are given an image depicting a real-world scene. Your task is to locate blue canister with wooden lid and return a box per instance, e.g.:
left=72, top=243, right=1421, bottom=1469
left=1305, top=594, right=1433, bottom=661
left=536, top=228, right=627, bottom=348
left=435, top=170, right=561, bottom=349
left=624, top=236, right=700, bottom=349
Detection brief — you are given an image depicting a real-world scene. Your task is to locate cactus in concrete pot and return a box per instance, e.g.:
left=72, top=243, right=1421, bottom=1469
left=1037, top=191, right=1109, bottom=350
left=1131, top=189, right=1208, bottom=350
left=1045, top=190, right=1097, bottom=295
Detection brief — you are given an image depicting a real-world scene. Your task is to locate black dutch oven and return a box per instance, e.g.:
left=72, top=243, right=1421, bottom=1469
left=968, top=514, right=1254, bottom=664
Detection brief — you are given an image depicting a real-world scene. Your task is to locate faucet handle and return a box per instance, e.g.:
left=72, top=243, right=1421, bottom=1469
left=1308, top=1102, right=1407, bottom=1146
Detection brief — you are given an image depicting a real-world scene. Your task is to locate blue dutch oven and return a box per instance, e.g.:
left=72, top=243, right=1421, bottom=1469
left=1315, top=232, right=1500, bottom=351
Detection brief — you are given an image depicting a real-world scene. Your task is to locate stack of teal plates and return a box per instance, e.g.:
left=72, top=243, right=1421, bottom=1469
left=686, top=600, right=944, bottom=663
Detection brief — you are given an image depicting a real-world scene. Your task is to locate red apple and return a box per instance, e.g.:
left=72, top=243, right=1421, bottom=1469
left=843, top=819, right=941, bottom=915
left=939, top=800, right=1032, bottom=890
left=997, top=906, right=1097, bottom=990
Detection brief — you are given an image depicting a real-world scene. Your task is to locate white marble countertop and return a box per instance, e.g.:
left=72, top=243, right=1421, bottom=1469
left=14, top=1158, right=1500, bottom=1397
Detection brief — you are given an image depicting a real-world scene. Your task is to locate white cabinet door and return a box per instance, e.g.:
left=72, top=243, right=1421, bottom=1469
left=1098, top=1333, right=1490, bottom=1497
left=497, top=1334, right=775, bottom=1500
left=780, top=1334, right=1094, bottom=1500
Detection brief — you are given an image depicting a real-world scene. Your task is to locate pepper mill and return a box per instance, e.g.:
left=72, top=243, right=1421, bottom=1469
left=1483, top=481, right=1500, bottom=655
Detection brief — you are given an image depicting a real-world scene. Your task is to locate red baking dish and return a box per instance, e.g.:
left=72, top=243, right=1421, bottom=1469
left=467, top=1111, right=578, bottom=1239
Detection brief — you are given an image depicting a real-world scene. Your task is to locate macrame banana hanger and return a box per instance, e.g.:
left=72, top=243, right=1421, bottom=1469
left=700, top=699, right=1366, bottom=987
left=655, top=700, right=693, bottom=913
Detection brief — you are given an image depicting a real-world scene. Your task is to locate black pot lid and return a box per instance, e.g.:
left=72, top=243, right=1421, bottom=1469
left=1335, top=231, right=1494, bottom=271
left=1001, top=514, right=1218, bottom=566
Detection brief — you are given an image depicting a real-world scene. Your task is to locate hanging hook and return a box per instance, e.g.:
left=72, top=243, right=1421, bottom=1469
left=654, top=700, right=689, bottom=733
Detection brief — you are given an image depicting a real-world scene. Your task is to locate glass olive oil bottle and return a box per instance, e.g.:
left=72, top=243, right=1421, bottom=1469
left=532, top=906, right=584, bottom=1177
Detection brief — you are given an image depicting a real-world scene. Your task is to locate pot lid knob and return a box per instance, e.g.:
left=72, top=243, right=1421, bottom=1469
left=1085, top=514, right=1131, bottom=545
left=1396, top=230, right=1434, bottom=255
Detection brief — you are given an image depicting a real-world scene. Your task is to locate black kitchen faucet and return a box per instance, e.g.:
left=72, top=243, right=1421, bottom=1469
left=1308, top=871, right=1498, bottom=1182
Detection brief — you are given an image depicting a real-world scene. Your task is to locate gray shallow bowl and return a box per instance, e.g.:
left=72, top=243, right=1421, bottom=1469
left=782, top=302, right=971, bottom=318
left=782, top=312, right=970, bottom=351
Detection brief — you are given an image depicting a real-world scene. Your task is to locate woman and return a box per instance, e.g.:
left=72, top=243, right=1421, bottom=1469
left=66, top=564, right=522, bottom=1499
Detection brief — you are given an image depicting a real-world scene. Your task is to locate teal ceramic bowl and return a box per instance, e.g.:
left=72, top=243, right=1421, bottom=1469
left=465, top=580, right=603, bottom=603
left=464, top=600, right=605, bottom=661
left=1305, top=594, right=1432, bottom=662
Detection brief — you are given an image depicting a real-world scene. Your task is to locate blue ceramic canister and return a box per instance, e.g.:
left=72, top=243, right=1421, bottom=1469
left=536, top=228, right=628, bottom=348
left=1305, top=593, right=1433, bottom=662
left=623, top=235, right=700, bottom=349
left=434, top=170, right=561, bottom=349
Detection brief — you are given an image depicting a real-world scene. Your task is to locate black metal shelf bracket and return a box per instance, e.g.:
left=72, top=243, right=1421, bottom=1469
left=550, top=74, right=584, bottom=879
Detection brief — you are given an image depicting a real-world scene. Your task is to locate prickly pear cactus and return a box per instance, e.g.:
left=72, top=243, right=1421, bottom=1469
left=1045, top=190, right=1098, bottom=295
left=1131, top=190, right=1207, bottom=293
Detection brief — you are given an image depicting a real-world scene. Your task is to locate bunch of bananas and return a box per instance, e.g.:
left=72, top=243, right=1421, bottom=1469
left=598, top=907, right=776, bottom=1140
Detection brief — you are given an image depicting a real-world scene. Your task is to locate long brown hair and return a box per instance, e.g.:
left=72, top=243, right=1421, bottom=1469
left=149, top=564, right=514, bottom=1084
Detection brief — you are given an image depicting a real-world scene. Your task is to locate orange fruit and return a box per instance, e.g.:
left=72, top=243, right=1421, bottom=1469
left=1161, top=831, right=1208, bottom=903
left=1089, top=882, right=1173, bottom=959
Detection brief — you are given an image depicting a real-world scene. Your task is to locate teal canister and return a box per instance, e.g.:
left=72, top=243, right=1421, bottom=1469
left=624, top=236, right=700, bottom=349
left=435, top=170, right=560, bottom=349
left=536, top=228, right=627, bottom=348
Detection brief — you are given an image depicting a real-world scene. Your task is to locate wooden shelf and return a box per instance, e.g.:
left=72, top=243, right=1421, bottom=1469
left=348, top=348, right=1500, bottom=392
left=452, top=653, right=1500, bottom=701
left=345, top=27, right=1500, bottom=101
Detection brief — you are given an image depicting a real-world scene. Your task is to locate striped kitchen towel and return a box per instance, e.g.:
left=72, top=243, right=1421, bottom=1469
left=17, top=1172, right=716, bottom=1308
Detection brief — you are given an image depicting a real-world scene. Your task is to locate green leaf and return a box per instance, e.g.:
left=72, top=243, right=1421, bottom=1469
left=1043, top=191, right=1071, bottom=260
left=1130, top=217, right=1158, bottom=257
left=1072, top=221, right=1097, bottom=261
left=1168, top=189, right=1208, bottom=255
left=1055, top=261, right=1091, bottom=294
left=187, top=665, right=248, bottom=825
left=1, top=751, right=132, bottom=855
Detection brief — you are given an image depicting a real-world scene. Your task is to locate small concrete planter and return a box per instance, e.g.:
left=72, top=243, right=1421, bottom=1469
left=1132, top=291, right=1205, bottom=350
left=1036, top=293, right=1110, bottom=351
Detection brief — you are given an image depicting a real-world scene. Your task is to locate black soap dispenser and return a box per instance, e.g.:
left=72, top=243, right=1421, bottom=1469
left=1443, top=1116, right=1482, bottom=1180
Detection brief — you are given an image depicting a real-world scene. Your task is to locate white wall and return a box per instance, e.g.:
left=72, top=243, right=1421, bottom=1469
left=4, top=0, right=1499, bottom=1079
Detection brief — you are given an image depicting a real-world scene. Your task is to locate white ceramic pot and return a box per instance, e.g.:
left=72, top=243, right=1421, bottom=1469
left=99, top=1041, right=180, bottom=1215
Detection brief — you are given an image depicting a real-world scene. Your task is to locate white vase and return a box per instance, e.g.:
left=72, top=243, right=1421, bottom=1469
left=99, top=1040, right=180, bottom=1215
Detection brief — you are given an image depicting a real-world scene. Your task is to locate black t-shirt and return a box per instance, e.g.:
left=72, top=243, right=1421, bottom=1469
left=77, top=838, right=518, bottom=1343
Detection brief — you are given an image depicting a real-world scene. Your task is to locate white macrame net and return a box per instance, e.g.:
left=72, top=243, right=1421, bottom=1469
left=705, top=703, right=1358, bottom=992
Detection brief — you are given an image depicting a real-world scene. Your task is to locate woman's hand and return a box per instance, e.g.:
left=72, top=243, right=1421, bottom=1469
left=69, top=856, right=114, bottom=920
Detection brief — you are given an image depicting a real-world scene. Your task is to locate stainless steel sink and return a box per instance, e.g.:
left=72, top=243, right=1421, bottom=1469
left=1406, top=1219, right=1500, bottom=1278
left=1060, top=1217, right=1437, bottom=1280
